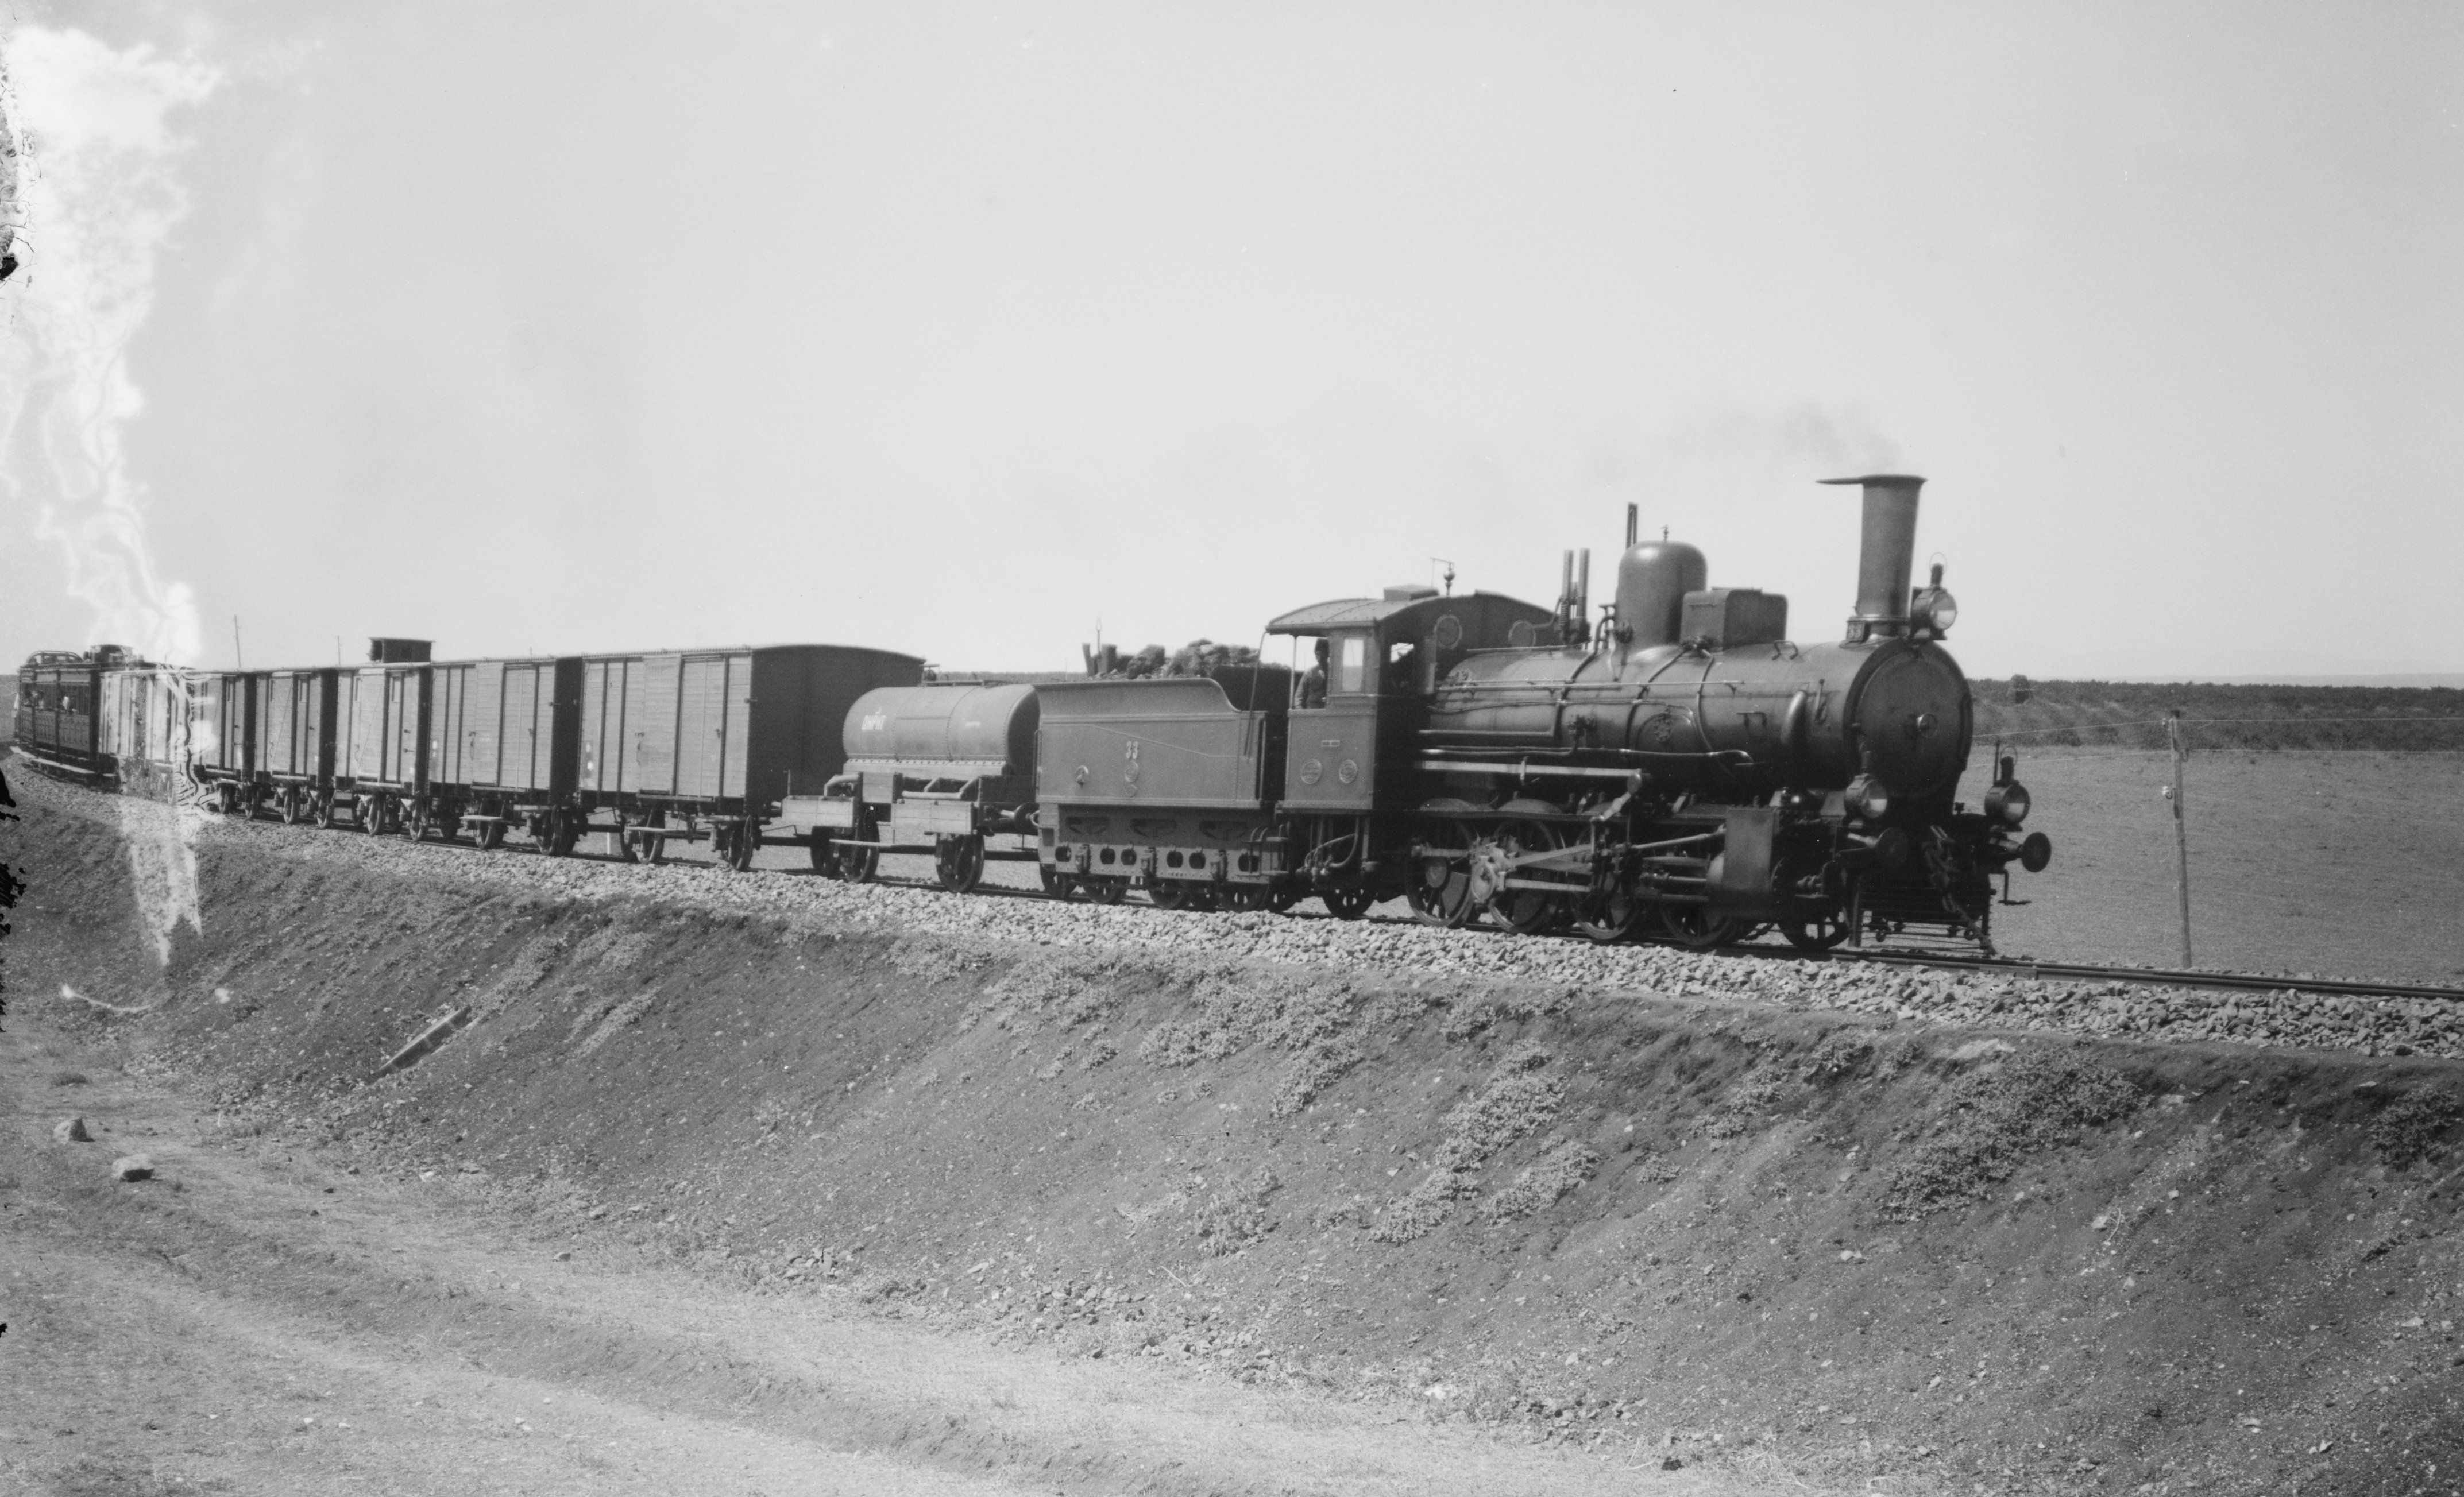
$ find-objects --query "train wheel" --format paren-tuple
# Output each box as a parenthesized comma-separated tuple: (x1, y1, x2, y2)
(1781, 915, 1851, 951)
(1092, 879, 1129, 904)
(281, 788, 305, 825)
(1660, 903, 1741, 950)
(1037, 866, 1071, 898)
(477, 819, 506, 852)
(1323, 889, 1376, 920)
(1267, 885, 1302, 914)
(832, 842, 878, 883)
(724, 822, 760, 872)
(1493, 799, 1566, 935)
(806, 834, 830, 873)
(934, 835, 985, 893)
(1572, 886, 1647, 945)
(1407, 798, 1480, 927)
(359, 796, 386, 835)
(1150, 881, 1191, 911)
(399, 799, 428, 841)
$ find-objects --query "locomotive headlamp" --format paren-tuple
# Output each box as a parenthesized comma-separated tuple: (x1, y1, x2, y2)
(1911, 587, 1957, 634)
(1984, 779, 2031, 826)
(1845, 773, 1891, 820)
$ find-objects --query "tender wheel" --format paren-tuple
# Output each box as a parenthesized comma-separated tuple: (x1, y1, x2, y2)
(1323, 889, 1376, 920)
(1266, 885, 1302, 914)
(1660, 903, 1742, 950)
(1781, 915, 1851, 951)
(1150, 881, 1192, 911)
(1092, 879, 1128, 904)
(1407, 798, 1480, 927)
(934, 834, 986, 893)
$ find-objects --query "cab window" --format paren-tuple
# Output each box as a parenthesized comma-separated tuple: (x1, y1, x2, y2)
(1335, 634, 1368, 695)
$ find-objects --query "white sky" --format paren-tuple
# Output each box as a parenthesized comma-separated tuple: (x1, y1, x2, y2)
(3, 2, 2459, 680)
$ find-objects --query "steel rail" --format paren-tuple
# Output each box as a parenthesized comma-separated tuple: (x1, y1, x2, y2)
(1828, 949, 2464, 1003)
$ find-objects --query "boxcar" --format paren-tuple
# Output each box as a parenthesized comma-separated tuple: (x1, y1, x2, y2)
(430, 655, 581, 850)
(256, 667, 338, 824)
(605, 645, 924, 869)
(1035, 664, 1294, 908)
(337, 662, 430, 833)
(783, 680, 1041, 890)
(11, 651, 111, 783)
(100, 664, 195, 797)
(190, 670, 260, 811)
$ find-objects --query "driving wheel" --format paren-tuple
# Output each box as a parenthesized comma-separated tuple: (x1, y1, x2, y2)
(1660, 902, 1741, 950)
(1406, 798, 1480, 927)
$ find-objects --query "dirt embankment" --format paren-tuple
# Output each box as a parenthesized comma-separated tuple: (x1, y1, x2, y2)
(9, 792, 2463, 1496)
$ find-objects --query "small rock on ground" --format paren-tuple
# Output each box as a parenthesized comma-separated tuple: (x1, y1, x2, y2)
(111, 1154, 155, 1182)
(53, 1117, 92, 1143)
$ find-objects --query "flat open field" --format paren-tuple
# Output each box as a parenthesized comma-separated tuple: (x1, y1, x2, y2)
(1953, 751, 2464, 984)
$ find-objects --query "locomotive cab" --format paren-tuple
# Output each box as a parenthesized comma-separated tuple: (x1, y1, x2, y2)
(1266, 589, 1554, 900)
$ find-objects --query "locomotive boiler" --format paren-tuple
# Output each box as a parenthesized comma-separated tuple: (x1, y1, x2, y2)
(1400, 475, 2049, 950)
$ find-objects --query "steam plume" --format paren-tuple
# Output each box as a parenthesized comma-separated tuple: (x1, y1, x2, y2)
(0, 28, 219, 964)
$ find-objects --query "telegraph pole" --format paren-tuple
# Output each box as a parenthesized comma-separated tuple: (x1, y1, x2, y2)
(2165, 709, 2193, 966)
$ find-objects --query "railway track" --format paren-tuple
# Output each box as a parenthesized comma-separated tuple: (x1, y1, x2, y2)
(1828, 949, 2464, 1004)
(842, 861, 2464, 1005)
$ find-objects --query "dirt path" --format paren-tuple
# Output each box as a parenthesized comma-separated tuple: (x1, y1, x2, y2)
(1, 1012, 1810, 1497)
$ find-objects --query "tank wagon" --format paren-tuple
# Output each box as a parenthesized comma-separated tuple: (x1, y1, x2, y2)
(780, 679, 1042, 890)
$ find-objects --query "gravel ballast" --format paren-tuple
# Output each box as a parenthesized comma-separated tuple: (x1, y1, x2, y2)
(17, 763, 2463, 1062)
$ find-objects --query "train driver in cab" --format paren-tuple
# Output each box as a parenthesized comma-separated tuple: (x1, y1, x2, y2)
(1299, 638, 1330, 709)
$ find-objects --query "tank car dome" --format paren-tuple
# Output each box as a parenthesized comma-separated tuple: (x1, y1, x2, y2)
(1847, 643, 1971, 807)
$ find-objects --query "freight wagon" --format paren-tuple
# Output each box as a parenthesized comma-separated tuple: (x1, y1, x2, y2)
(189, 670, 258, 811)
(98, 662, 193, 797)
(608, 645, 926, 869)
(11, 648, 115, 783)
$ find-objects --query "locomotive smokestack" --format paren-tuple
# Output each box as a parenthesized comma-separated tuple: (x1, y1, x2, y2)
(1820, 474, 1926, 643)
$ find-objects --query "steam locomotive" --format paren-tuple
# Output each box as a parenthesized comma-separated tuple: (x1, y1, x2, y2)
(11, 475, 2049, 953)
